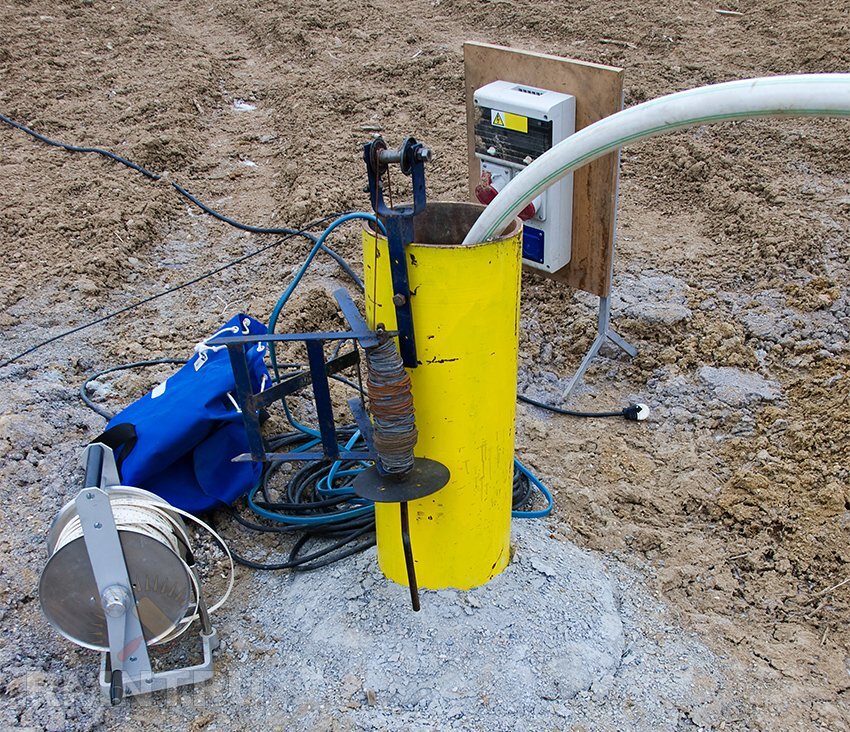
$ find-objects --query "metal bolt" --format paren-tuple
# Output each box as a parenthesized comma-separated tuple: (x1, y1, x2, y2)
(415, 146, 433, 163)
(101, 586, 129, 618)
(93, 522, 103, 529)
(392, 293, 407, 307)
(85, 492, 94, 500)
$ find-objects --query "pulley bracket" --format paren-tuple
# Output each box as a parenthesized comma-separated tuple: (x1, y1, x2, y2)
(363, 135, 431, 368)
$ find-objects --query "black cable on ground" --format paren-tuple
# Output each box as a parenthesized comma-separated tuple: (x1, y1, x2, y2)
(1, 112, 336, 238)
(0, 214, 343, 370)
(318, 246, 364, 291)
(512, 464, 533, 509)
(518, 393, 648, 421)
(0, 113, 364, 367)
(0, 113, 161, 180)
(218, 428, 538, 571)
(221, 428, 378, 571)
(219, 519, 376, 572)
(80, 358, 188, 419)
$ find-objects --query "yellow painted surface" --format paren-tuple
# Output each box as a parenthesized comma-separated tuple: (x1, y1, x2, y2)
(362, 207, 522, 589)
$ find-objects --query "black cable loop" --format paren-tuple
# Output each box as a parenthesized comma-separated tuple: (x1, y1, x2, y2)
(0, 113, 363, 368)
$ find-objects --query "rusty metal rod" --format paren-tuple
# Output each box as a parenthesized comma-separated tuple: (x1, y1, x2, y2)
(399, 502, 420, 612)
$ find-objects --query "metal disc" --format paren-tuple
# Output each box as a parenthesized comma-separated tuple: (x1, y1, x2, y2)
(352, 457, 450, 503)
(39, 531, 193, 651)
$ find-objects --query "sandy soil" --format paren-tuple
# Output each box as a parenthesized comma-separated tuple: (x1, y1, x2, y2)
(1, 0, 848, 729)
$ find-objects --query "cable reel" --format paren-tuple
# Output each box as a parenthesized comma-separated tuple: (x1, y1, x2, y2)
(38, 444, 231, 705)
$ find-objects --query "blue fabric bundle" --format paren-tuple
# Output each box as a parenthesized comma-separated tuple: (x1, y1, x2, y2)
(96, 314, 269, 513)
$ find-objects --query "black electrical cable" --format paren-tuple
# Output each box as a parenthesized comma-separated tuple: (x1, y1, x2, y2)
(512, 464, 533, 510)
(518, 393, 647, 421)
(227, 507, 373, 535)
(142, 178, 363, 286)
(215, 423, 538, 571)
(318, 246, 364, 291)
(0, 113, 365, 368)
(219, 428, 379, 570)
(0, 214, 343, 370)
(0, 112, 331, 238)
(80, 358, 188, 419)
(220, 521, 376, 572)
(0, 113, 161, 179)
(330, 373, 366, 395)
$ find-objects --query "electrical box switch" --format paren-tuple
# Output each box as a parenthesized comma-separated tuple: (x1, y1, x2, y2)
(473, 80, 576, 273)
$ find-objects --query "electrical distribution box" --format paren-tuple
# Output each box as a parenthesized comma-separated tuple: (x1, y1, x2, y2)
(472, 80, 576, 273)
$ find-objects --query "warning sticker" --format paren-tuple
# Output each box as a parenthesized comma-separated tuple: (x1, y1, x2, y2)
(491, 109, 528, 133)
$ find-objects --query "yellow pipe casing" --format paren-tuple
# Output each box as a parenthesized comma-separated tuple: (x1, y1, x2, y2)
(362, 202, 522, 590)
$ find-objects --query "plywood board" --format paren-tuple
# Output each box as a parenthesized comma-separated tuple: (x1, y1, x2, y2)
(464, 42, 623, 297)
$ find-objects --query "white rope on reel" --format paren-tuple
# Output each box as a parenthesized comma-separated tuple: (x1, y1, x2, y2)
(53, 488, 235, 646)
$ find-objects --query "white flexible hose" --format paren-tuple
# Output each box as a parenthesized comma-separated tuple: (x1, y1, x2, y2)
(463, 74, 850, 246)
(54, 490, 234, 645)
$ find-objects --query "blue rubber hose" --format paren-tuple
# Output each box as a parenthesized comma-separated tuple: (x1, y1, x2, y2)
(267, 212, 385, 379)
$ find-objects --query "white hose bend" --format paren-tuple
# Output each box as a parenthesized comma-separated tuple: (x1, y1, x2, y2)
(462, 74, 850, 246)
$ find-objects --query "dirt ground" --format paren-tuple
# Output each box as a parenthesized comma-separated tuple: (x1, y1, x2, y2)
(1, 0, 848, 729)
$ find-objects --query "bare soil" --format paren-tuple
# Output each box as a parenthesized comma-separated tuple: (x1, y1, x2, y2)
(1, 0, 848, 729)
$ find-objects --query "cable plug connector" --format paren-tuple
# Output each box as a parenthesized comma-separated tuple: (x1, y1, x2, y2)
(623, 403, 650, 421)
